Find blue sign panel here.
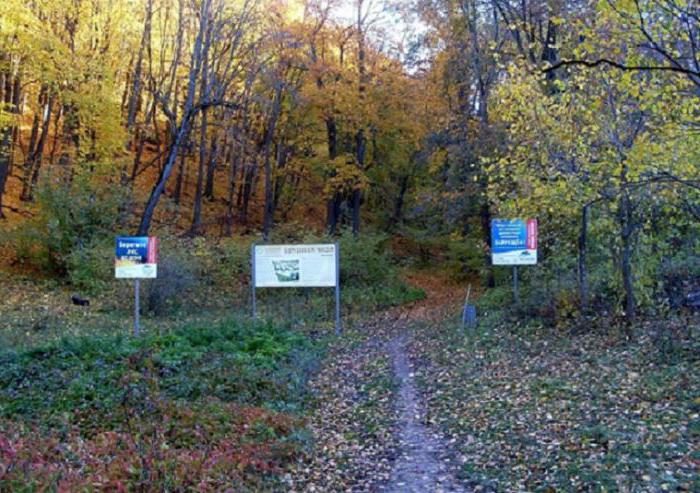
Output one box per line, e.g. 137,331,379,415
115,237,158,278
491,219,537,265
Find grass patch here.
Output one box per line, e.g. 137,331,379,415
413,306,700,491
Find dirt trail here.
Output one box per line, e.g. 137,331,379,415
290,273,473,492
385,333,466,493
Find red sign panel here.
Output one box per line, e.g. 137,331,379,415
147,237,158,264
526,219,538,250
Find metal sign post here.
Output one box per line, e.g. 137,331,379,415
134,279,141,336
491,219,536,305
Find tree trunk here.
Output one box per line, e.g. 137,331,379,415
126,0,153,131
137,0,209,235
21,91,54,201
389,174,409,228
578,203,589,309
139,121,192,235
173,142,187,205
0,127,11,219
262,84,283,242
9,75,21,171
325,116,342,235
49,105,62,165
203,133,220,200
0,71,20,217
58,102,80,169
480,201,495,288
190,109,208,234
327,193,342,235
272,142,289,215
619,191,636,320
26,87,45,163
225,136,242,236
352,128,366,236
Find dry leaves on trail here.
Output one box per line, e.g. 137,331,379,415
288,273,473,492
288,326,401,491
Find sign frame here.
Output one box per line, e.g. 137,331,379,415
491,219,538,304
491,219,538,266
115,236,158,336
251,242,341,334
115,236,158,279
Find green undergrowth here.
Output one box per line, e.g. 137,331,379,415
412,298,700,492
0,317,320,425
0,318,323,490
0,231,424,349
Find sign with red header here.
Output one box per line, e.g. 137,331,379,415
527,219,538,250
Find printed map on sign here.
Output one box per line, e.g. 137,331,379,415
254,244,336,287
272,260,300,282
491,219,538,265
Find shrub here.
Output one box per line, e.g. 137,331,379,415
10,176,125,276
444,236,486,282
661,249,700,310
336,231,394,288
216,236,255,283
65,239,115,294
145,246,200,316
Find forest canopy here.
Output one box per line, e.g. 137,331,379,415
0,0,697,319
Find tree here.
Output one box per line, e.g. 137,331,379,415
137,0,259,235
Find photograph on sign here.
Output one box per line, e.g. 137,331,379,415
115,236,158,278
491,219,537,265
254,244,336,287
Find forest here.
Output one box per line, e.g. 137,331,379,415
0,0,698,491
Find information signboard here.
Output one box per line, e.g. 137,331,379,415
115,237,158,279
253,244,337,288
491,219,538,265
251,243,341,334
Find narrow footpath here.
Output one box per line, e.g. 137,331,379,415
289,273,472,492
386,333,466,493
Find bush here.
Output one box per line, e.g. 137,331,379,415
216,236,255,283
10,176,125,276
65,239,115,294
444,236,486,282
336,231,394,287
145,244,200,316
661,249,700,310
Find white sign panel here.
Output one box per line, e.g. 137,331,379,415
254,244,337,287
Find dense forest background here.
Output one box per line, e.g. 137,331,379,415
0,0,698,319
0,1,699,490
